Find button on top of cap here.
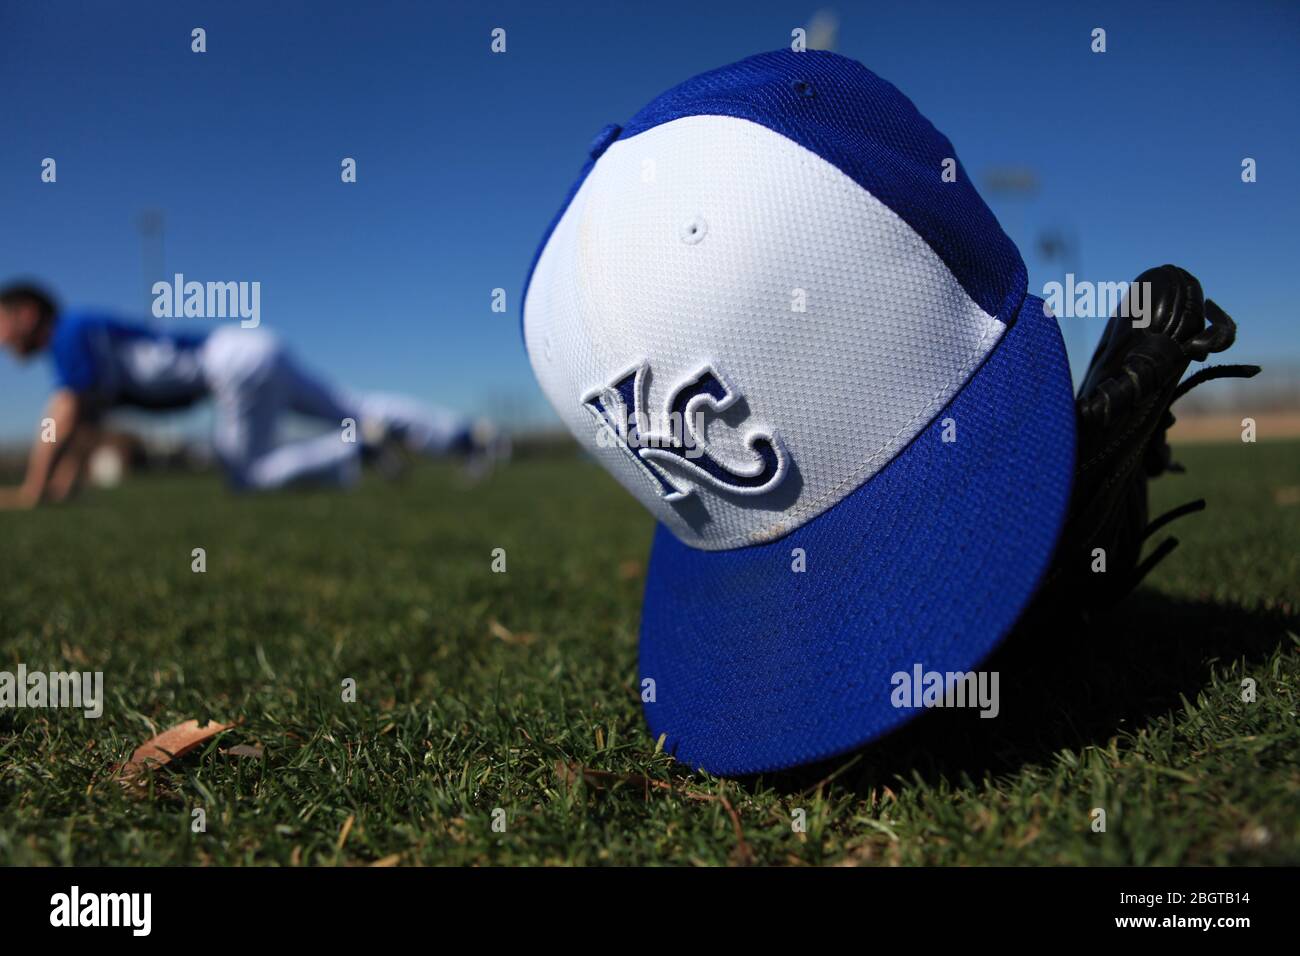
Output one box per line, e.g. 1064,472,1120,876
588,123,622,160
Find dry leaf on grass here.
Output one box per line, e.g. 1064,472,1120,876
488,618,536,645
223,743,264,760
1273,485,1300,506
556,760,673,795
118,719,234,788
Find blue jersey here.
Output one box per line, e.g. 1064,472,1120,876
49,311,211,409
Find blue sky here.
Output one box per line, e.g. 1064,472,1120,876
2,0,1297,438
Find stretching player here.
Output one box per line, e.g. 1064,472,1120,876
0,282,499,508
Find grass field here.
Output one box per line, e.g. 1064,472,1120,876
1,440,1297,866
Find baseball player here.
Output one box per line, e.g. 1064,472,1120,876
0,282,498,508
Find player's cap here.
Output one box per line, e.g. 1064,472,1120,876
522,50,1075,775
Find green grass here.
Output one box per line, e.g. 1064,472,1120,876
0,441,1297,866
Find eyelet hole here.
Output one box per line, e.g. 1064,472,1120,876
791,79,815,98
680,216,708,245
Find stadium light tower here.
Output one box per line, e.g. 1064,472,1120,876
1035,224,1088,388
806,9,840,50
138,209,165,318
983,167,1087,386
136,209,173,457
982,166,1039,246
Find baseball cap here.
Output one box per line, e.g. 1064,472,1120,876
522,50,1076,776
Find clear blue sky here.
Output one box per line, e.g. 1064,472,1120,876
2,0,1297,438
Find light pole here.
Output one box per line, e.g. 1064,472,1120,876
138,210,165,318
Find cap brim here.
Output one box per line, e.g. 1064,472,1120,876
638,295,1076,776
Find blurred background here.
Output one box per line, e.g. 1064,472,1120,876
2,0,1297,484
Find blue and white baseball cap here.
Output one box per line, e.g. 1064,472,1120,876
522,50,1076,776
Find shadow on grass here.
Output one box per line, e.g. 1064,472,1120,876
751,591,1297,797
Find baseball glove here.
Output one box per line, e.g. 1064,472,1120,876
1037,264,1260,618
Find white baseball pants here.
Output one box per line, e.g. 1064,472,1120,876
200,326,467,490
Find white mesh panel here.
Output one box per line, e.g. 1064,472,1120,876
525,115,1004,551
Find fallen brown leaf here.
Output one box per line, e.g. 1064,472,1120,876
555,760,671,796
223,743,264,760
488,618,536,645
60,642,90,665
118,719,234,788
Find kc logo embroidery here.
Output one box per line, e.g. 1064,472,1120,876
581,362,786,501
